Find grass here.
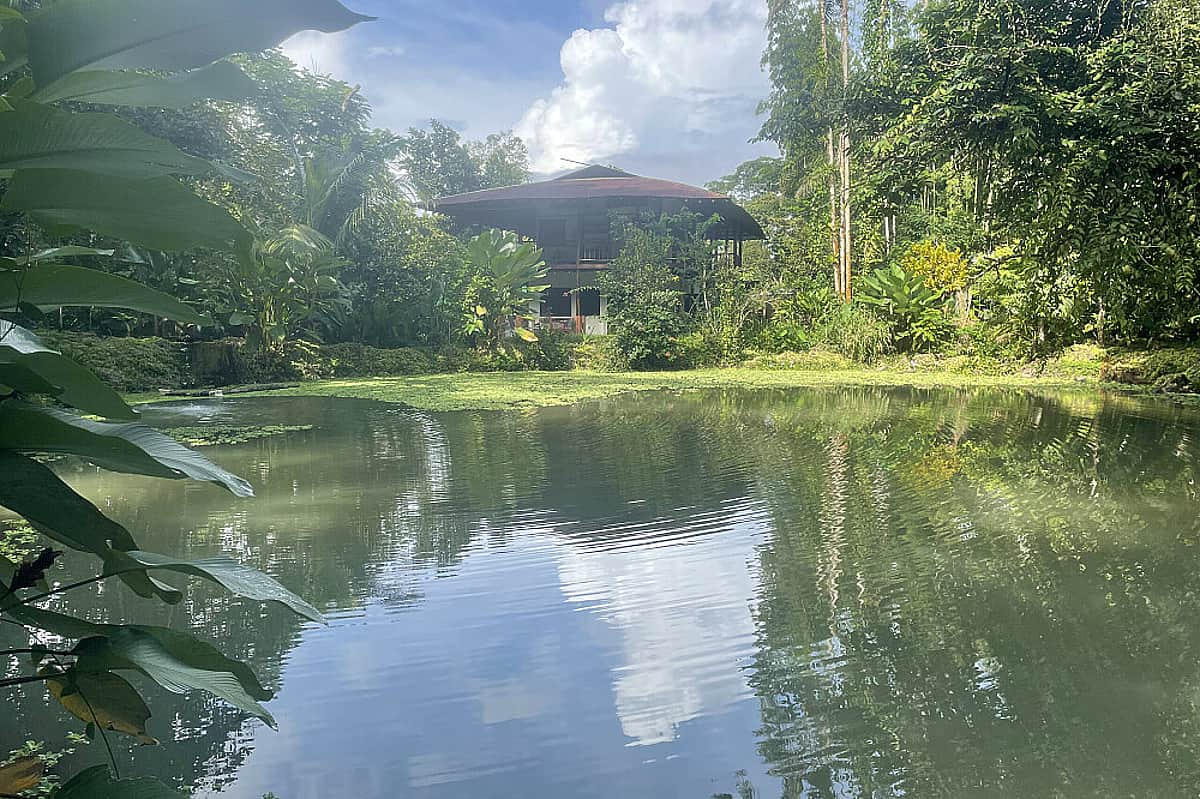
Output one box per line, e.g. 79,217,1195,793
126,367,1103,413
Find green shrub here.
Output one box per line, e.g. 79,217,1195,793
38,332,190,391
318,343,435,378
859,264,955,352
597,226,690,370
514,330,574,371
814,304,894,364
744,348,858,371
677,324,741,368
751,319,813,353
567,336,624,371
1102,346,1200,391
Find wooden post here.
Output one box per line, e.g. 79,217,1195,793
576,207,584,266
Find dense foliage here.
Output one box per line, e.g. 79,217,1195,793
28,47,532,369
691,0,1200,364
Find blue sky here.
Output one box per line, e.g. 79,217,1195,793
283,0,776,186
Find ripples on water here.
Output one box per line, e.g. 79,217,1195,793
5,387,1200,798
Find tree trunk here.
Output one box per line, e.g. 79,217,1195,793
839,0,853,302
828,128,842,297
820,4,842,297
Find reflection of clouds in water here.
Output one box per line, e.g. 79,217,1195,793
556,505,767,745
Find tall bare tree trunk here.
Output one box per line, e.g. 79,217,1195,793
820,3,842,297
839,0,853,302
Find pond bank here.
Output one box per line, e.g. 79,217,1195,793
130,367,1117,413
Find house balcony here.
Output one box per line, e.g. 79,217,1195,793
529,314,609,336
539,242,616,267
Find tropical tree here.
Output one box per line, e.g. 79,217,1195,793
0,1,372,795
858,263,951,352
335,203,470,348
399,120,530,202
212,226,348,357
462,230,549,349
597,226,689,369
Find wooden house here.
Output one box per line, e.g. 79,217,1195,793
432,166,765,334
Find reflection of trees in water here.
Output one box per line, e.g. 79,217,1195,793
742,388,1200,797
4,394,765,792
7,390,1200,796
2,398,553,791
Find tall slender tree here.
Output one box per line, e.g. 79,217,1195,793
838,0,853,300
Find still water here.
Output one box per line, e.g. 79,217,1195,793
5,386,1200,798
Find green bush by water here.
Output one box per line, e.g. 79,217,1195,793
38,332,190,392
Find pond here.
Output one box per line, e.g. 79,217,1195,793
5,386,1200,798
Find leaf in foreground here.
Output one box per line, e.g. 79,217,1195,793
0,755,44,795
32,61,258,108
0,402,254,497
0,101,212,177
73,627,277,727
1,169,251,253
28,0,375,85
46,668,159,745
11,606,277,728
110,550,325,623
0,265,208,326
0,322,136,419
0,451,184,604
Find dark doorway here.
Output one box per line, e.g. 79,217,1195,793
577,291,601,317
543,290,573,317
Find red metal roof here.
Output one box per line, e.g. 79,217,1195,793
435,167,729,205
432,166,765,239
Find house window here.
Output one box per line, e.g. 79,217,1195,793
543,289,573,317
537,218,568,247
577,291,601,317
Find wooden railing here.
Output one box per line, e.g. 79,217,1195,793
532,316,583,333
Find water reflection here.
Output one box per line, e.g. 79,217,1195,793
556,500,768,746
3,387,1200,798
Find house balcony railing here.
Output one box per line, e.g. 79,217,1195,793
527,315,609,335
537,243,616,266
531,316,583,333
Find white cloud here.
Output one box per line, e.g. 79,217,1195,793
516,0,773,182
556,511,767,746
281,29,353,76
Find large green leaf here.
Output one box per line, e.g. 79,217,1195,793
32,61,257,108
0,246,115,267
28,0,375,86
1,170,252,253
0,450,183,603
73,628,276,726
0,266,208,325
10,606,276,726
0,101,212,177
53,765,185,799
109,551,325,623
0,323,136,418
0,16,28,79
46,668,158,745
0,402,254,497
0,450,138,552
5,605,107,640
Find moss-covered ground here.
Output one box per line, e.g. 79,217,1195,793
124,367,1098,413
